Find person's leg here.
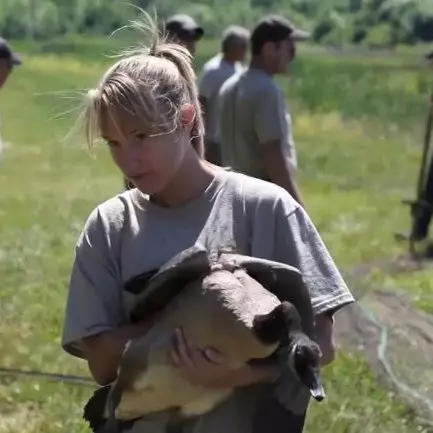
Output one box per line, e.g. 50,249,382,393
412,156,433,240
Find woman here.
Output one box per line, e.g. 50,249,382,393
61,12,355,433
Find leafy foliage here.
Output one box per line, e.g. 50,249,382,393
0,0,433,47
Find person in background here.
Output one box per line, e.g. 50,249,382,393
408,159,433,253
165,14,204,55
198,25,250,166
0,37,22,156
0,37,21,89
217,15,309,207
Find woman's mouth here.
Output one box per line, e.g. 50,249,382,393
129,173,151,182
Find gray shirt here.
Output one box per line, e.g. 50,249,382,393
218,68,297,179
62,169,354,432
198,54,244,143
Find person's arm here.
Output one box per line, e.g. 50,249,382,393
82,319,157,385
198,69,213,130
314,312,335,366
273,204,356,367
61,207,155,385
254,87,304,206
261,139,304,206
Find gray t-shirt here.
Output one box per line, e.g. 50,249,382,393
198,54,244,143
218,68,297,179
62,169,354,432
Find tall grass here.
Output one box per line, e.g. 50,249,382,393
291,59,429,127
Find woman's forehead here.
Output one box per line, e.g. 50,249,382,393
100,107,140,138
99,104,176,140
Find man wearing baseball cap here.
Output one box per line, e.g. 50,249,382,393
217,15,309,207
0,37,22,89
165,14,204,55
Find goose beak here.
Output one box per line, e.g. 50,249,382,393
302,366,326,402
290,343,327,402
309,377,326,401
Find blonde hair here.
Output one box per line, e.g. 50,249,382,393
83,10,204,157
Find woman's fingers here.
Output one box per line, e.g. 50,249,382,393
174,328,197,368
170,328,225,376
170,347,181,365
204,347,224,364
169,331,181,366
180,328,196,359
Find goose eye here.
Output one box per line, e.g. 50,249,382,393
135,132,147,140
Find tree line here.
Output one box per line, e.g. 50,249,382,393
1,0,432,47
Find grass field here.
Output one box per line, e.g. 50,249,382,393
0,35,432,432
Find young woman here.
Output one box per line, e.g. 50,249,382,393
61,13,355,433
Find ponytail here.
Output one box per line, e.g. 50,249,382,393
83,8,205,158
150,42,205,157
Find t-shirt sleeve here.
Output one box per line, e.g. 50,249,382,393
61,207,127,359
198,69,214,99
254,85,288,145
273,205,355,316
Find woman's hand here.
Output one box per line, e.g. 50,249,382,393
169,328,277,389
83,313,160,386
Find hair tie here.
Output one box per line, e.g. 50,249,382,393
149,43,160,57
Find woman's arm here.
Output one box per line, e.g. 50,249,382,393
62,207,156,385
82,318,157,386
314,312,336,367
272,205,355,369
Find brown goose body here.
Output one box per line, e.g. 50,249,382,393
84,247,325,431
110,266,286,420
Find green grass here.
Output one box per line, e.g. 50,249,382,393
0,36,432,432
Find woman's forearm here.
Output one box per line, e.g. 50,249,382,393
82,320,156,385
314,313,336,367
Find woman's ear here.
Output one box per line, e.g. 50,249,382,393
179,103,196,128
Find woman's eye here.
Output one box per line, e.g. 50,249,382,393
106,140,119,148
136,133,147,140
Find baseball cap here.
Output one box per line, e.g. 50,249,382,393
165,14,204,41
251,15,310,54
0,37,22,66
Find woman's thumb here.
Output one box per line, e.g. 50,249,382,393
204,347,224,364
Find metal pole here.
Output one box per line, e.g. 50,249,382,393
0,367,95,387
409,86,433,255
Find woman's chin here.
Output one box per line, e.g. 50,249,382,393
132,178,167,198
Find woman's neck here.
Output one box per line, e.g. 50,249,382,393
149,155,216,208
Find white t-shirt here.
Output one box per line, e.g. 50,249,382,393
198,54,244,142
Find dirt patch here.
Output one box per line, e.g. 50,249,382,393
343,253,433,283
335,288,433,423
